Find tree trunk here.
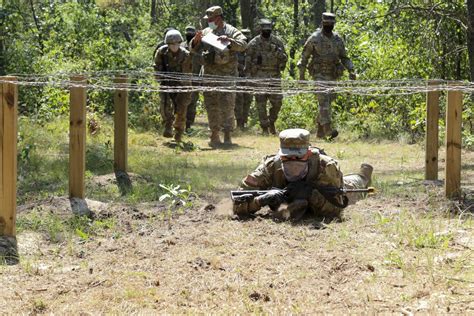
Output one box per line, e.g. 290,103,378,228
150,0,157,25
29,0,44,53
289,0,299,78
466,0,474,81
240,0,252,28
309,0,325,29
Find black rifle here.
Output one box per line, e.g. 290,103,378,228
230,186,375,208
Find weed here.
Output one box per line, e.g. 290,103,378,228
158,183,197,218
32,299,48,313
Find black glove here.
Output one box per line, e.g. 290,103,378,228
256,189,286,207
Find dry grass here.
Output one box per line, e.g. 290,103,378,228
1,117,473,314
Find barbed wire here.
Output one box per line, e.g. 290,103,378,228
0,71,472,96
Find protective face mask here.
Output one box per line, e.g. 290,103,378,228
168,44,180,53
322,25,334,34
261,30,271,38
208,21,218,30
282,160,309,182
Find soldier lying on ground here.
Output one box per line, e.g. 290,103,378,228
232,128,373,221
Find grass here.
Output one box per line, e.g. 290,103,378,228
3,114,473,313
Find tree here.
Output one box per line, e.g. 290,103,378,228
467,0,474,81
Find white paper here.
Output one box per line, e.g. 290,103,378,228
202,32,229,52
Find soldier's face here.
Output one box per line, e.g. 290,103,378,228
169,44,180,53
322,23,334,33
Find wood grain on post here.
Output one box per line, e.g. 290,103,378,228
445,83,462,199
114,75,128,173
425,80,440,180
0,77,18,237
69,76,87,199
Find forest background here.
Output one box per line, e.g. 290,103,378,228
1,0,473,147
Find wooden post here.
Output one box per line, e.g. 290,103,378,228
114,75,128,173
445,83,462,199
69,76,86,199
0,77,18,237
425,80,440,180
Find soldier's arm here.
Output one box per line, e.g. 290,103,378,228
275,38,288,70
182,52,192,74
227,29,247,52
338,38,354,73
244,41,255,76
298,37,313,80
153,49,163,72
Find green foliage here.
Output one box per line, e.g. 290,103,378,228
2,0,473,144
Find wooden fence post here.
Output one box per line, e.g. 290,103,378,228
69,76,86,199
114,75,128,173
445,83,462,199
0,77,18,237
425,80,440,180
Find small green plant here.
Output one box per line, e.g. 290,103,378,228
158,183,197,217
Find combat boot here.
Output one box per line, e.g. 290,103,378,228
223,130,232,145
163,122,173,138
261,126,269,135
208,130,222,147
269,122,277,135
322,123,338,140
174,130,183,143
358,163,374,186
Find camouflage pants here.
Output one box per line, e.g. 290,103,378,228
316,92,335,125
254,75,283,127
308,173,368,218
255,93,283,128
160,92,192,132
186,91,199,128
312,74,337,125
203,87,236,132
234,92,253,125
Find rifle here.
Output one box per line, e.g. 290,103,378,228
230,186,375,208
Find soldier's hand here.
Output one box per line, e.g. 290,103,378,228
193,31,203,46
256,189,286,208
349,72,356,80
217,35,231,45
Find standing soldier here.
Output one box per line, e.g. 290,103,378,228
182,25,202,132
154,30,192,143
245,19,287,135
191,6,247,147
234,28,253,130
298,12,356,140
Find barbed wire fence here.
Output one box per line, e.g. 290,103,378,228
1,71,473,96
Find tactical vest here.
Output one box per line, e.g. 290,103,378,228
308,31,344,78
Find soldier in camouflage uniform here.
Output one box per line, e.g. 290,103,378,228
191,6,247,147
298,13,356,139
234,28,253,130
182,26,202,132
232,129,372,220
245,19,287,135
154,30,192,142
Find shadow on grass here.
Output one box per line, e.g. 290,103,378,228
0,237,19,265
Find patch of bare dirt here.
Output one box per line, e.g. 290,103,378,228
1,189,473,314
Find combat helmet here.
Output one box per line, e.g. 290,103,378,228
165,29,183,44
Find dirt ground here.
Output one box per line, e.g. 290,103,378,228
1,187,473,314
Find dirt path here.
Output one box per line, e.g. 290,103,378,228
1,188,472,314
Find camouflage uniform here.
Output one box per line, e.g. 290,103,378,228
182,26,203,131
233,129,371,219
298,13,355,138
191,6,247,145
154,33,192,141
234,28,253,130
246,19,287,134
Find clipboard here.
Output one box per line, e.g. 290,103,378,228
202,32,229,52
